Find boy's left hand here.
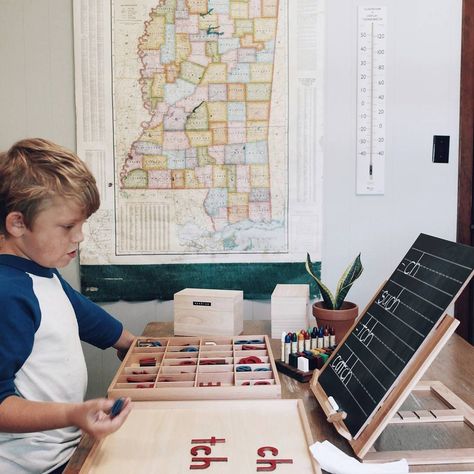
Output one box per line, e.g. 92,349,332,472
72,398,132,439
116,348,128,361
113,329,136,361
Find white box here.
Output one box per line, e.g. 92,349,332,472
174,288,243,336
271,284,309,339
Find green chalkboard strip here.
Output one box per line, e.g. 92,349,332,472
80,261,321,302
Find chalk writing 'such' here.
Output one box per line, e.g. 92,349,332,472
319,233,474,436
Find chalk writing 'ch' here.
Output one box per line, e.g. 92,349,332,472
402,258,421,277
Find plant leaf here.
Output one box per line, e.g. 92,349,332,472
305,253,336,309
334,253,363,309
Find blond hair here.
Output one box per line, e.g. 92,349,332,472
0,138,100,234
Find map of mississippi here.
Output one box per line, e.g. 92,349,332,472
114,0,287,254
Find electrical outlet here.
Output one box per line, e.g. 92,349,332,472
432,135,450,163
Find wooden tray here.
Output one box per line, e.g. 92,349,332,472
108,335,281,400
79,399,321,473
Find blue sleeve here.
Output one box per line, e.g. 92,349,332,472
56,273,123,350
0,277,39,403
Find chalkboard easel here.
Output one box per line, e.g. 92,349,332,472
310,234,474,465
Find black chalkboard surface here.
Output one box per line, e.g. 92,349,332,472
319,233,474,437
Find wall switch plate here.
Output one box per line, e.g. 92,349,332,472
432,135,450,163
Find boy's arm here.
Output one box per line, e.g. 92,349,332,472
0,395,131,439
57,274,136,351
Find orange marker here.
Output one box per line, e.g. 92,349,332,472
298,331,304,352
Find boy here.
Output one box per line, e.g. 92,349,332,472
0,138,135,473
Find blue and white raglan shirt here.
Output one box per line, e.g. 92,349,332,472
0,255,123,474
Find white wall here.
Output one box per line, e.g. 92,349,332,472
323,0,462,310
0,0,462,398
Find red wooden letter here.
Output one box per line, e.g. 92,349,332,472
189,457,228,469
190,446,211,456
191,437,226,445
256,446,293,471
257,446,279,457
256,459,293,471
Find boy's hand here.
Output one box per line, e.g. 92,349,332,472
72,398,132,439
113,329,135,361
116,348,128,361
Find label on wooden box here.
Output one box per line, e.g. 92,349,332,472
107,335,281,401
79,399,321,473
174,288,243,337
271,284,309,339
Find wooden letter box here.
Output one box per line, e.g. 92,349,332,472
174,288,243,337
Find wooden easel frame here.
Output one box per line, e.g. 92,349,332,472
311,313,474,465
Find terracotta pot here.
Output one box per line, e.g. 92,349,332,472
312,301,358,345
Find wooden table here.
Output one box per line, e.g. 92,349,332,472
65,320,474,473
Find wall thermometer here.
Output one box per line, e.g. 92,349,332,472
356,6,386,195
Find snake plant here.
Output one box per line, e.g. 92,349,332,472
305,253,363,310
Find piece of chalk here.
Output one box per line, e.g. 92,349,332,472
328,396,339,411
110,398,125,418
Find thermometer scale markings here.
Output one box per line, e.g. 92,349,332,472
356,7,386,195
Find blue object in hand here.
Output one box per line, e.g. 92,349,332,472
110,398,125,418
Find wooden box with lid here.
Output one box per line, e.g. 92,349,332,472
174,288,243,337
